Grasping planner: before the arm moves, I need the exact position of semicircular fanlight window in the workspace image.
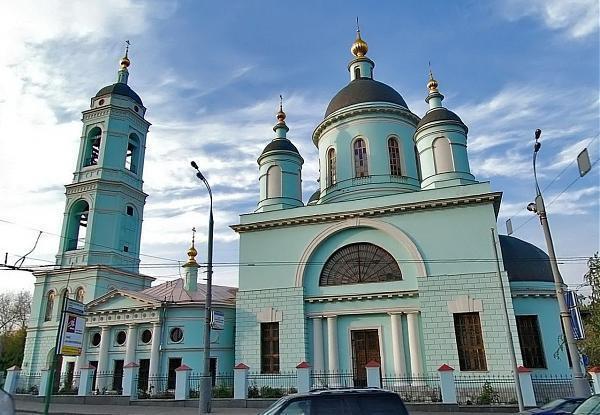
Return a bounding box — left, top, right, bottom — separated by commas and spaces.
319, 242, 402, 286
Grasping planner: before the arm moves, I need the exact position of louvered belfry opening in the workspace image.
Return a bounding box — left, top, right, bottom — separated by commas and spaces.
319, 242, 402, 286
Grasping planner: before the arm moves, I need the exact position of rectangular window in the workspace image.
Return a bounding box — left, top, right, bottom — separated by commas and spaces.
516, 315, 546, 368
454, 312, 487, 371
261, 322, 279, 374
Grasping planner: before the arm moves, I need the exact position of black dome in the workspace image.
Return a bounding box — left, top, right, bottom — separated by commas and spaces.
417, 107, 466, 130
499, 235, 554, 283
308, 190, 320, 204
325, 78, 408, 117
260, 138, 300, 157
96, 83, 143, 106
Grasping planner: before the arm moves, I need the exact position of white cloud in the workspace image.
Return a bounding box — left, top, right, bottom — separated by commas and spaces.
499, 0, 599, 39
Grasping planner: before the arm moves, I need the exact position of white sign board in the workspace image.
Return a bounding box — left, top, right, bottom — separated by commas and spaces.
58, 299, 86, 356
211, 310, 225, 330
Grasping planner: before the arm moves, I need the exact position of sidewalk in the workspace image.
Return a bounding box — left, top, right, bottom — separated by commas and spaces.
15, 400, 262, 415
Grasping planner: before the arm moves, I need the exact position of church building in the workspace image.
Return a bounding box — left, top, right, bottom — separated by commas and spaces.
232, 29, 570, 381
19, 28, 571, 395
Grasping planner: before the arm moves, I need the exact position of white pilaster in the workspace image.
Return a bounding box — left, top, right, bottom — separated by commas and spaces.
437, 364, 457, 404
312, 317, 324, 372
389, 313, 407, 377
327, 316, 339, 372
296, 362, 311, 393
406, 312, 424, 376
365, 361, 381, 388
125, 324, 137, 365
122, 363, 139, 398
96, 326, 110, 390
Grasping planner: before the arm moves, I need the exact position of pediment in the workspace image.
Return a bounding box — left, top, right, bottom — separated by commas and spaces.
86, 290, 159, 312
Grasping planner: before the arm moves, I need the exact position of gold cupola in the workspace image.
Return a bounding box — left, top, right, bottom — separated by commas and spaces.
351, 29, 369, 57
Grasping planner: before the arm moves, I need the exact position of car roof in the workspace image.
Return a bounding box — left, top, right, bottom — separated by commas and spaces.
292, 387, 401, 398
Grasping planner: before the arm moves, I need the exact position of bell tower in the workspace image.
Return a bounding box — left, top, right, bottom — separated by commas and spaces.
56, 45, 150, 272
22, 45, 154, 374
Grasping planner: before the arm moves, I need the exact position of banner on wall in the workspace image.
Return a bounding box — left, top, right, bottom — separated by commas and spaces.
58, 299, 85, 356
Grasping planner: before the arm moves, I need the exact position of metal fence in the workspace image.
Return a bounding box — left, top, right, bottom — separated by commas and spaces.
382, 374, 441, 403
56, 372, 80, 395
92, 371, 123, 395
189, 373, 235, 398
15, 372, 41, 395
532, 374, 576, 405
135, 375, 173, 399
455, 375, 518, 405
248, 372, 297, 398
310, 371, 355, 389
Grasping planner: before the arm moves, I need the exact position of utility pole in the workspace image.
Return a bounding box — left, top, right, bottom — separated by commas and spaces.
528, 129, 590, 397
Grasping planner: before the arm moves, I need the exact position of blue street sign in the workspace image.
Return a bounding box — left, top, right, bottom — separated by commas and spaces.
565, 290, 585, 340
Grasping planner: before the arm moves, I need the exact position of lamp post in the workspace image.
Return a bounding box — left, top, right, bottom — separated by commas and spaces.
527, 129, 590, 397
191, 160, 214, 413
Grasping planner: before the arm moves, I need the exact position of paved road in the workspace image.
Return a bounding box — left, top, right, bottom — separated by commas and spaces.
15, 400, 519, 415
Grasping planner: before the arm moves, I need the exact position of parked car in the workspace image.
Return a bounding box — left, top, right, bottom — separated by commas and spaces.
260, 388, 409, 415
519, 397, 588, 415
0, 389, 15, 415
573, 395, 600, 415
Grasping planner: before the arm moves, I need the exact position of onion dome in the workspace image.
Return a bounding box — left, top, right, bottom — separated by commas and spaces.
499, 235, 554, 283
325, 79, 408, 117
259, 98, 301, 158
185, 229, 198, 265
351, 29, 368, 57
95, 83, 143, 105
417, 107, 466, 130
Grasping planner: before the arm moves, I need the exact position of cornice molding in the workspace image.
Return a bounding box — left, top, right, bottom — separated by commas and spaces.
305, 290, 419, 304
232, 191, 502, 233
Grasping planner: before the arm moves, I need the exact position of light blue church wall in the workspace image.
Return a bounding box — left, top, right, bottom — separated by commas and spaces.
511, 281, 570, 375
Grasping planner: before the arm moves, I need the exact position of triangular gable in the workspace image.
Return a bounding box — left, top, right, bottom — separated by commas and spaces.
86, 290, 159, 312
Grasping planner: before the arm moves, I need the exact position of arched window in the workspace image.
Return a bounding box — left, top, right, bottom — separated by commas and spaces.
75, 287, 85, 303
44, 291, 55, 321
433, 137, 454, 174
388, 137, 402, 176
125, 134, 139, 173
353, 138, 369, 177
83, 127, 102, 167
319, 243, 402, 286
354, 67, 361, 79
266, 165, 282, 198
327, 148, 336, 187
66, 200, 89, 251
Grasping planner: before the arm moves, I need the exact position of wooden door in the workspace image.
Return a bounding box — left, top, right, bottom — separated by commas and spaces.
351, 329, 380, 387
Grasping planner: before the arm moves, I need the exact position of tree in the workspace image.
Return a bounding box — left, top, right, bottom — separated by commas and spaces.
579, 252, 600, 366
0, 290, 31, 371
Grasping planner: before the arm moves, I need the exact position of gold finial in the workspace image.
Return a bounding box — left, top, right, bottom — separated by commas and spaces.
120, 40, 131, 69
276, 94, 286, 124
351, 17, 368, 57
427, 62, 439, 92
186, 227, 198, 263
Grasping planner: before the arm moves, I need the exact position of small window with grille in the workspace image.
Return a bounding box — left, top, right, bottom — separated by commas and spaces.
388, 137, 402, 176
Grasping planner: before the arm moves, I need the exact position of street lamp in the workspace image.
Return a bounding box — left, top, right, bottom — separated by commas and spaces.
191, 160, 214, 413
528, 129, 590, 397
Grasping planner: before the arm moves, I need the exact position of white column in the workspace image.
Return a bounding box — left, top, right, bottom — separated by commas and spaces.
233, 363, 249, 399
590, 367, 600, 394
437, 364, 457, 404
518, 367, 537, 407
96, 326, 110, 390
327, 316, 339, 372
125, 324, 137, 365
406, 312, 424, 376
389, 313, 407, 377
148, 322, 161, 376
312, 317, 324, 372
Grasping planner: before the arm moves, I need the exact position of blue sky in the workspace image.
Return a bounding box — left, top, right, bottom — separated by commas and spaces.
0, 0, 598, 294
